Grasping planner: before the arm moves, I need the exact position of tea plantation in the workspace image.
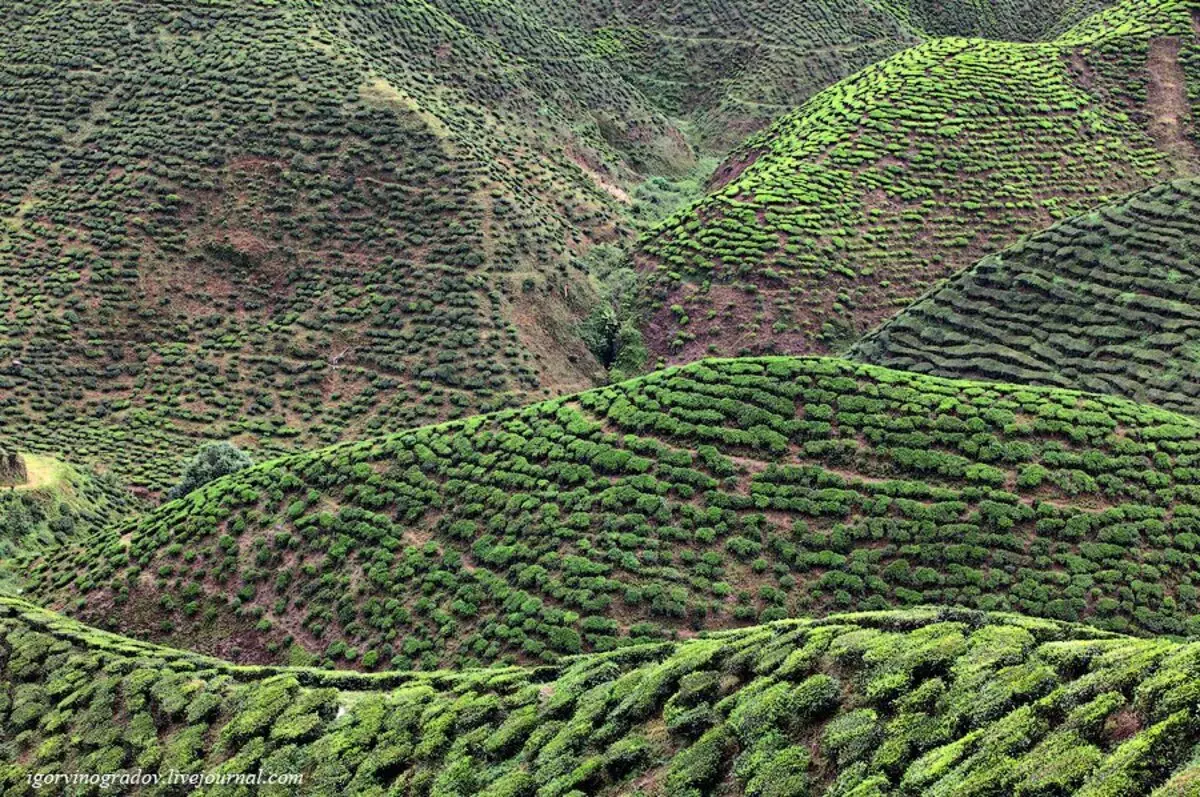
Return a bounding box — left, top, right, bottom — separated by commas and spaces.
0, 0, 1157, 497
12, 0, 1200, 792
9, 598, 1200, 796
23, 357, 1200, 672
854, 177, 1200, 415
636, 0, 1200, 364
0, 0, 691, 495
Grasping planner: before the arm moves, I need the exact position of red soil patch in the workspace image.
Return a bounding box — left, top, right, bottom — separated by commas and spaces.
1145, 37, 1200, 163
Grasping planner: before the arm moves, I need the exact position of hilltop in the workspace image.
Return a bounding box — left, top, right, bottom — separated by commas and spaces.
6, 598, 1200, 796
854, 177, 1200, 416
635, 0, 1200, 364
26, 357, 1200, 670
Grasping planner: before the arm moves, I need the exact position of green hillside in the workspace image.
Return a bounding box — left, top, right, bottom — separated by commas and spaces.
853, 178, 1200, 416
16, 0, 1200, 792
0, 0, 1154, 496
9, 598, 1200, 796
26, 357, 1200, 670
636, 0, 1200, 365
0, 454, 139, 594
874, 0, 1115, 40
411, 0, 1120, 152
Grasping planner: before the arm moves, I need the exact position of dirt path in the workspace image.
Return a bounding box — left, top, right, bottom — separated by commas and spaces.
1146, 37, 1200, 163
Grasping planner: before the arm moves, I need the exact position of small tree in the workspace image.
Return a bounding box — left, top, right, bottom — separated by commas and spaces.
168, 443, 252, 500
0, 450, 26, 486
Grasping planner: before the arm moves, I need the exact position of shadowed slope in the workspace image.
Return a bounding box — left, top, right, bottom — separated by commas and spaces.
853, 178, 1200, 416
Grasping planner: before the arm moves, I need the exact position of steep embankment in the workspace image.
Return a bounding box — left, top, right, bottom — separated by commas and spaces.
6, 599, 1200, 796
635, 0, 1200, 364
27, 357, 1200, 670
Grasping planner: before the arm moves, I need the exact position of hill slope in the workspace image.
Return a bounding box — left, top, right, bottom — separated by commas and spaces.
28, 357, 1200, 670
0, 0, 1146, 493
0, 454, 138, 593
0, 0, 693, 492
8, 599, 1200, 796
636, 0, 1200, 364
391, 0, 1119, 152
853, 178, 1200, 416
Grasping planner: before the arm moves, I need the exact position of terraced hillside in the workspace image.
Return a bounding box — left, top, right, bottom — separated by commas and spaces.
9, 599, 1200, 796
396, 1, 1117, 152
0, 0, 1149, 496
854, 178, 1200, 417
26, 357, 1200, 670
637, 0, 1200, 364
0, 0, 693, 493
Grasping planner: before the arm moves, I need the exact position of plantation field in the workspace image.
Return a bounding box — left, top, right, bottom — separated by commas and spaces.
854, 178, 1200, 416
26, 357, 1200, 671
0, 0, 1166, 498
7, 599, 1200, 796
13, 0, 1200, 792
636, 0, 1200, 365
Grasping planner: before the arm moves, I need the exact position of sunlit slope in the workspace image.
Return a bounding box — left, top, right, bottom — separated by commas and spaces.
854, 178, 1200, 416
7, 599, 1200, 796
27, 357, 1200, 670
0, 455, 138, 594
636, 0, 1200, 363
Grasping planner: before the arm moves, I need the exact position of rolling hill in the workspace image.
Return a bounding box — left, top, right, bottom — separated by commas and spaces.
5, 598, 1200, 796
853, 177, 1200, 416
635, 0, 1200, 365
0, 0, 1154, 496
26, 357, 1200, 670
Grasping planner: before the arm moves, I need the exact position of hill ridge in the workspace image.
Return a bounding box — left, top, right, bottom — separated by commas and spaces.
26, 355, 1200, 672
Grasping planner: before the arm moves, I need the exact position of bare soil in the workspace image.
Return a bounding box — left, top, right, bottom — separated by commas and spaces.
1146, 37, 1200, 163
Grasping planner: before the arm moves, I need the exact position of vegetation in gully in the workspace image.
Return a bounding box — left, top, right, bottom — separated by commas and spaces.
6, 0, 1200, 794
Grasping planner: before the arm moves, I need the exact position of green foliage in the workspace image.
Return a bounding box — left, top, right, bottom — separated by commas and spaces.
856, 177, 1200, 417
27, 356, 1200, 671
4, 599, 1200, 795
167, 443, 253, 501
